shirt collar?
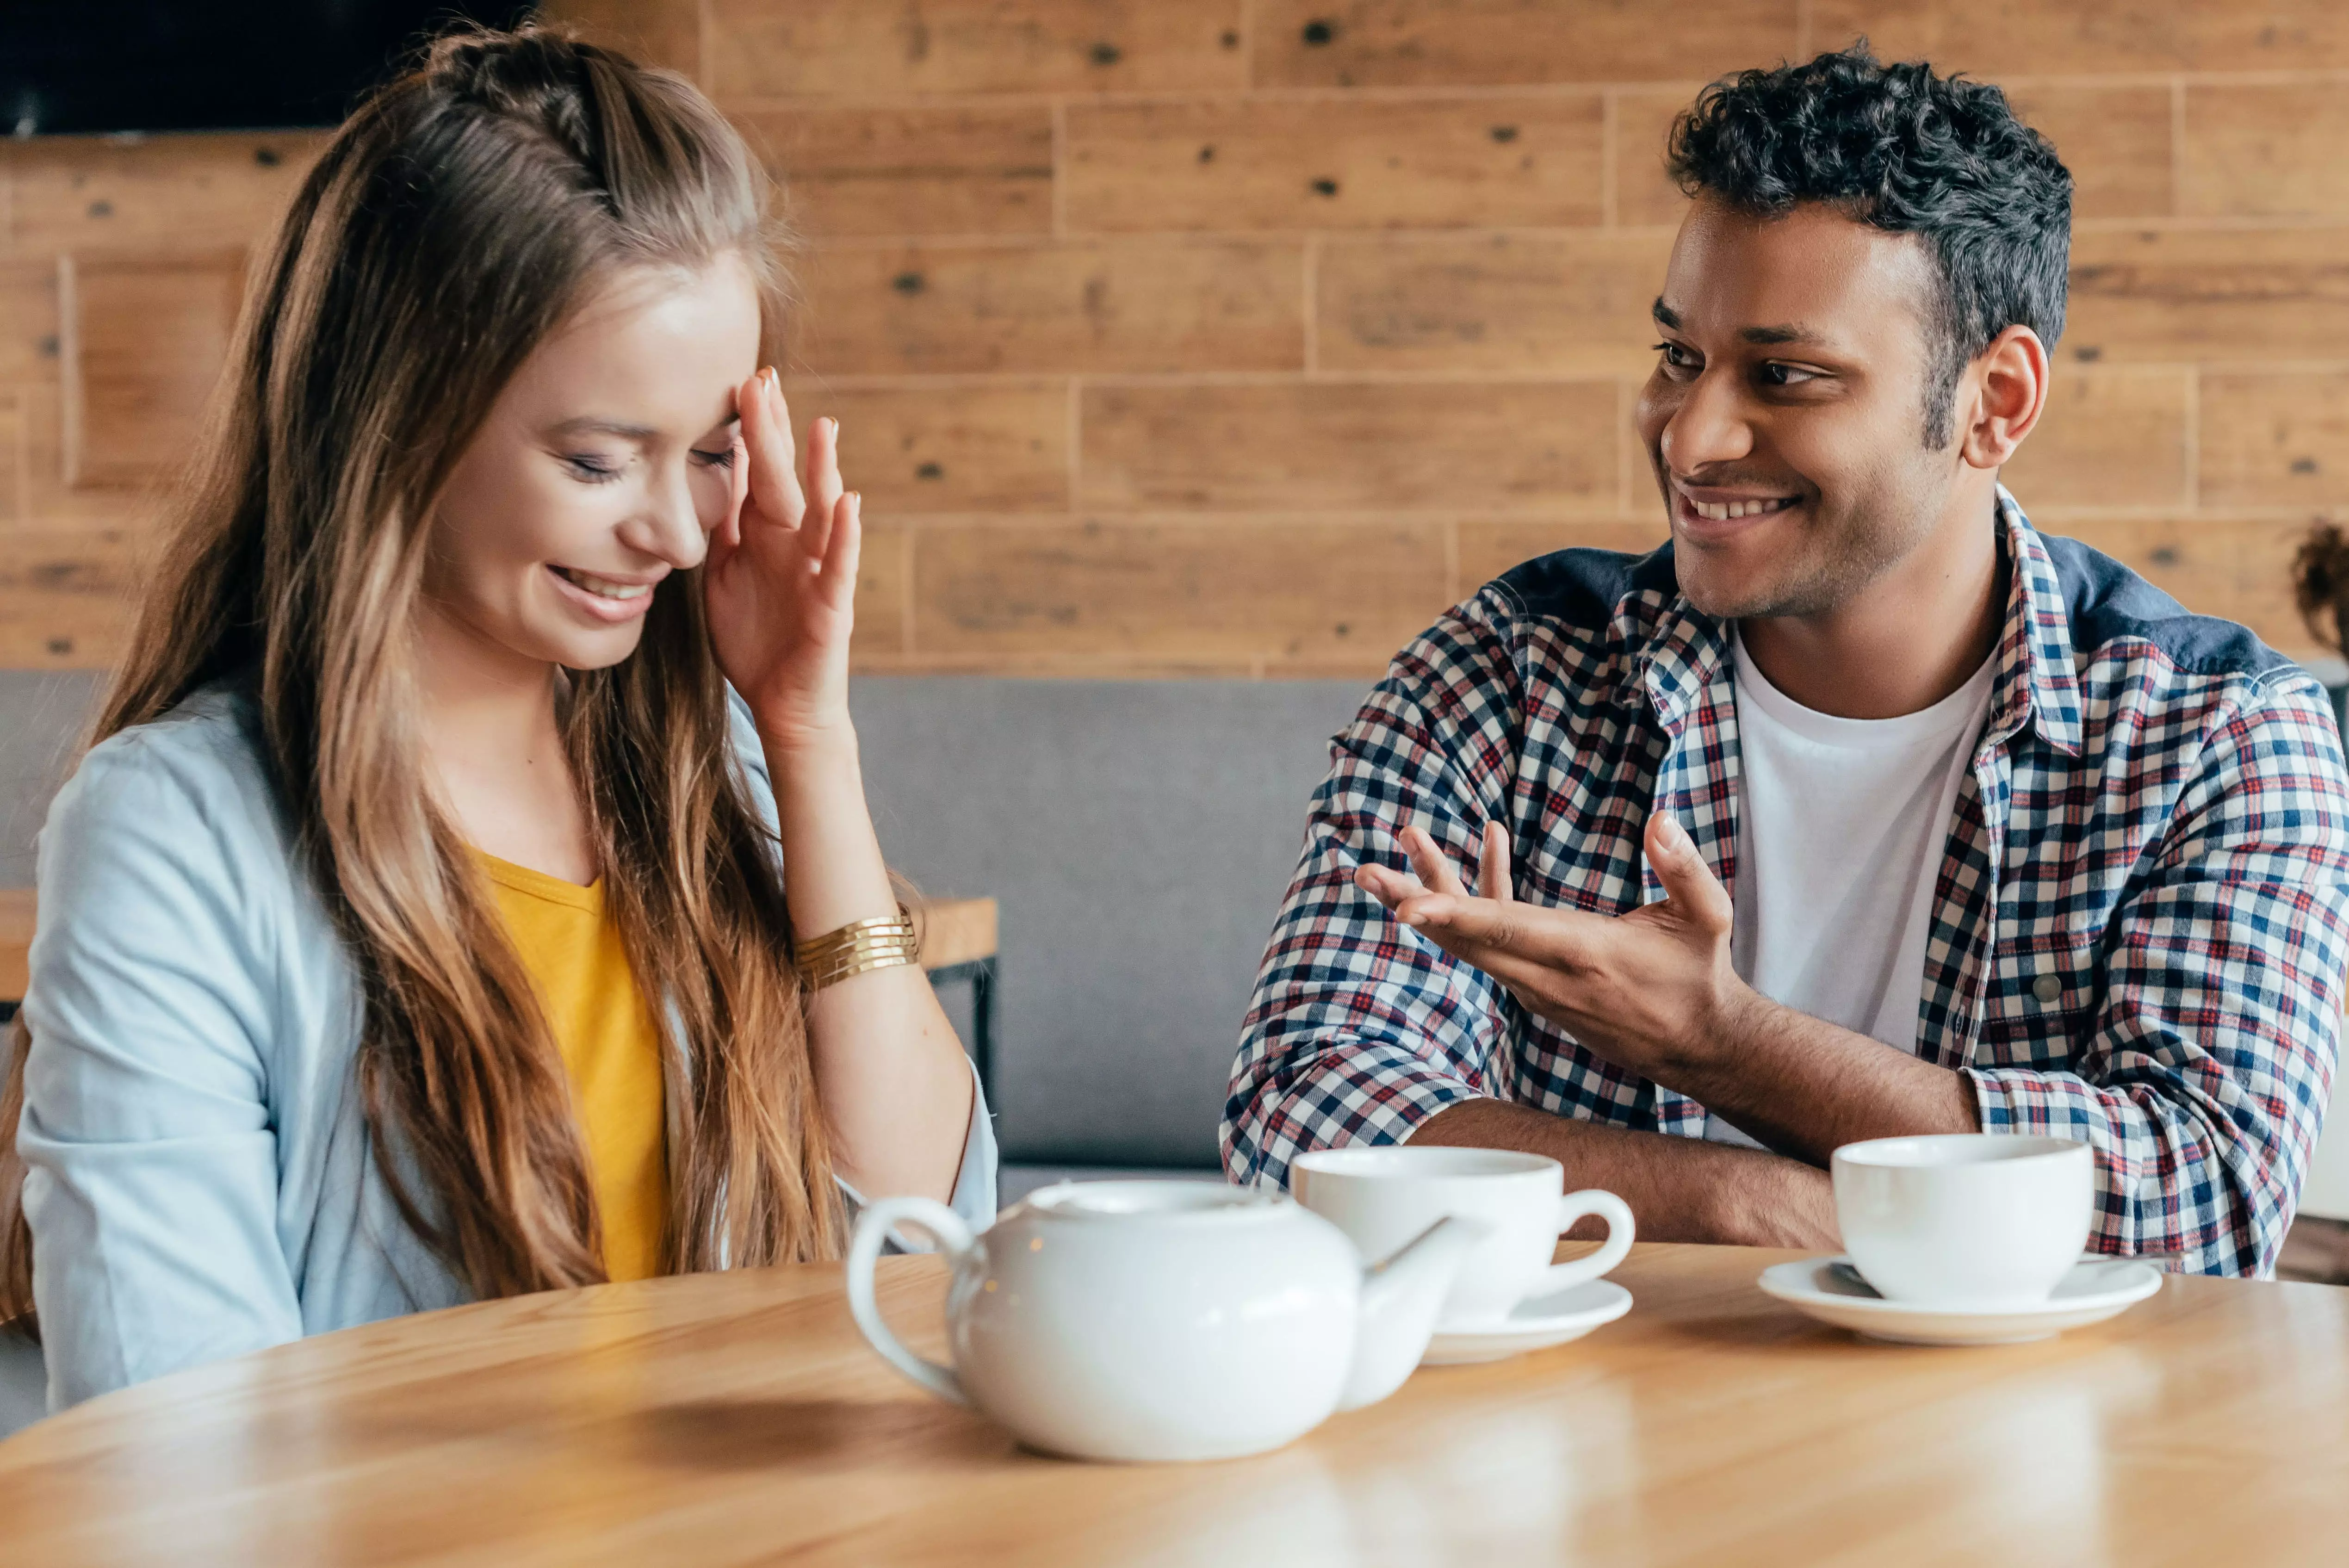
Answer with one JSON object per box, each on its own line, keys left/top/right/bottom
{"left": 1630, "top": 486, "right": 2081, "bottom": 758}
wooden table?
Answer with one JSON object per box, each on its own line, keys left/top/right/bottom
{"left": 0, "top": 1243, "right": 2342, "bottom": 1566}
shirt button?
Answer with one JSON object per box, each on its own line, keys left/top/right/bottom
{"left": 2032, "top": 974, "right": 2063, "bottom": 1004}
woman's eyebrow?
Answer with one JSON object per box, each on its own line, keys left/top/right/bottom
{"left": 545, "top": 416, "right": 658, "bottom": 440}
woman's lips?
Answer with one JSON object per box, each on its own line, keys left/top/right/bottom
{"left": 546, "top": 563, "right": 660, "bottom": 623}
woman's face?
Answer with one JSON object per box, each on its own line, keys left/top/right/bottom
{"left": 423, "top": 254, "right": 762, "bottom": 678}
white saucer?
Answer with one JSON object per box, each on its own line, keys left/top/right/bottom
{"left": 1420, "top": 1279, "right": 1633, "bottom": 1365}
{"left": 1759, "top": 1255, "right": 2164, "bottom": 1346}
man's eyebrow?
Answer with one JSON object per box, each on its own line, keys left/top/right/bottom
{"left": 546, "top": 416, "right": 659, "bottom": 440}
{"left": 1651, "top": 299, "right": 1681, "bottom": 330}
{"left": 1740, "top": 323, "right": 1826, "bottom": 346}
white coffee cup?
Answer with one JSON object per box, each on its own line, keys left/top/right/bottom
{"left": 1833, "top": 1134, "right": 2094, "bottom": 1308}
{"left": 1292, "top": 1146, "right": 1635, "bottom": 1327}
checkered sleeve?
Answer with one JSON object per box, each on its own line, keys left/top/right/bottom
{"left": 1969, "top": 673, "right": 2349, "bottom": 1276}
{"left": 1222, "top": 589, "right": 1531, "bottom": 1190}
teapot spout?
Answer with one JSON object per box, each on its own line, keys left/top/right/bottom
{"left": 1336, "top": 1215, "right": 1484, "bottom": 1412}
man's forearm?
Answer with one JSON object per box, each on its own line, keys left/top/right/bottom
{"left": 1407, "top": 1098, "right": 1840, "bottom": 1249}
{"left": 1666, "top": 991, "right": 1982, "bottom": 1165}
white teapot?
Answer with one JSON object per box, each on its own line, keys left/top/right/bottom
{"left": 846, "top": 1179, "right": 1484, "bottom": 1462}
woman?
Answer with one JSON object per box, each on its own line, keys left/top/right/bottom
{"left": 0, "top": 25, "right": 991, "bottom": 1411}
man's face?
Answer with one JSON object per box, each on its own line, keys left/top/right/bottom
{"left": 1634, "top": 198, "right": 1966, "bottom": 621}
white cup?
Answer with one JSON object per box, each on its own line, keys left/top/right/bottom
{"left": 1292, "top": 1146, "right": 1635, "bottom": 1327}
{"left": 1833, "top": 1134, "right": 2094, "bottom": 1308}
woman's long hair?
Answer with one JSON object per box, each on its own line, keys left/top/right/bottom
{"left": 1, "top": 25, "right": 839, "bottom": 1332}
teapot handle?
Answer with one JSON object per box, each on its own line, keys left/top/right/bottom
{"left": 846, "top": 1196, "right": 977, "bottom": 1408}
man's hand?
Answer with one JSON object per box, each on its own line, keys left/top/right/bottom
{"left": 1354, "top": 812, "right": 1758, "bottom": 1085}
{"left": 1358, "top": 813, "right": 1981, "bottom": 1163}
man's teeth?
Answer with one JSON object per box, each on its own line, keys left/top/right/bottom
{"left": 1690, "top": 497, "right": 1793, "bottom": 521}
{"left": 556, "top": 567, "right": 651, "bottom": 600}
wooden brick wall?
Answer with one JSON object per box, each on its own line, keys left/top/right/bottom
{"left": 5, "top": 1, "right": 2349, "bottom": 676}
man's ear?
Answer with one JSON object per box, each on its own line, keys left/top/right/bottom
{"left": 1960, "top": 324, "right": 2051, "bottom": 471}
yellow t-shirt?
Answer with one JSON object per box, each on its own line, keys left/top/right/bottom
{"left": 477, "top": 853, "right": 668, "bottom": 1283}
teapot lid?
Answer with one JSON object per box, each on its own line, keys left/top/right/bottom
{"left": 1016, "top": 1179, "right": 1295, "bottom": 1227}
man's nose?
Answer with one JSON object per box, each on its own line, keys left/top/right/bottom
{"left": 1661, "top": 366, "right": 1755, "bottom": 475}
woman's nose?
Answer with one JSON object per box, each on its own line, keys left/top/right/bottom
{"left": 623, "top": 461, "right": 709, "bottom": 569}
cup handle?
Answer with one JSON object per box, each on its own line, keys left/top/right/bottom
{"left": 846, "top": 1195, "right": 977, "bottom": 1408}
{"left": 1535, "top": 1189, "right": 1636, "bottom": 1294}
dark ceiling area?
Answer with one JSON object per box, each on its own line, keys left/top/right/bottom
{"left": 1, "top": 2, "right": 537, "bottom": 136}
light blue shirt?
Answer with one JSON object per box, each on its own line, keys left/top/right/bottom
{"left": 14, "top": 682, "right": 997, "bottom": 1413}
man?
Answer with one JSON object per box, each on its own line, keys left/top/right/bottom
{"left": 1224, "top": 47, "right": 2349, "bottom": 1275}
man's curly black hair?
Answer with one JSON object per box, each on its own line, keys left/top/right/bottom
{"left": 1667, "top": 44, "right": 2073, "bottom": 448}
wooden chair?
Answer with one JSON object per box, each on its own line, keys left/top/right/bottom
{"left": 0, "top": 891, "right": 30, "bottom": 1028}
{"left": 915, "top": 897, "right": 1001, "bottom": 1101}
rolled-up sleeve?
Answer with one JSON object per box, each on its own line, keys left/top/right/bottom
{"left": 18, "top": 736, "right": 301, "bottom": 1409}
{"left": 1969, "top": 675, "right": 2349, "bottom": 1276}
{"left": 1223, "top": 595, "right": 1526, "bottom": 1190}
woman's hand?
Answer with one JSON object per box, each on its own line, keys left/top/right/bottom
{"left": 703, "top": 366, "right": 861, "bottom": 750}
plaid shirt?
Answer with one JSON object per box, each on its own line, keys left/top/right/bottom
{"left": 1226, "top": 495, "right": 2349, "bottom": 1276}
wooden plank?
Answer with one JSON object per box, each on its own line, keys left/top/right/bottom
{"left": 1458, "top": 518, "right": 1670, "bottom": 593}
{"left": 800, "top": 242, "right": 1304, "bottom": 375}
{"left": 782, "top": 381, "right": 1068, "bottom": 513}
{"left": 1252, "top": 0, "right": 1800, "bottom": 88}
{"left": 2041, "top": 515, "right": 2320, "bottom": 659}
{"left": 1063, "top": 94, "right": 1602, "bottom": 234}
{"left": 58, "top": 251, "right": 244, "bottom": 490}
{"left": 1811, "top": 0, "right": 2349, "bottom": 74}
{"left": 1317, "top": 231, "right": 1673, "bottom": 376}
{"left": 850, "top": 520, "right": 910, "bottom": 661}
{"left": 911, "top": 517, "right": 1451, "bottom": 665}
{"left": 1614, "top": 88, "right": 1699, "bottom": 230}
{"left": 735, "top": 106, "right": 1055, "bottom": 239}
{"left": 2200, "top": 371, "right": 2349, "bottom": 509}
{"left": 540, "top": 0, "right": 703, "bottom": 79}
{"left": 3, "top": 133, "right": 323, "bottom": 258}
{"left": 1079, "top": 381, "right": 1618, "bottom": 513}
{"left": 0, "top": 261, "right": 62, "bottom": 386}
{"left": 2005, "top": 84, "right": 2174, "bottom": 223}
{"left": 0, "top": 524, "right": 142, "bottom": 668}
{"left": 17, "top": 384, "right": 156, "bottom": 531}
{"left": 2000, "top": 367, "right": 2191, "bottom": 510}
{"left": 2181, "top": 83, "right": 2349, "bottom": 222}
{"left": 2063, "top": 228, "right": 2349, "bottom": 366}
{"left": 915, "top": 896, "right": 997, "bottom": 970}
{"left": 706, "top": 0, "right": 1248, "bottom": 101}
{"left": 0, "top": 391, "right": 18, "bottom": 526}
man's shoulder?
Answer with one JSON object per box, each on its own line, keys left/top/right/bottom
{"left": 2036, "top": 530, "right": 2298, "bottom": 686}
{"left": 1484, "top": 539, "right": 1678, "bottom": 638}
{"left": 2030, "top": 529, "right": 2337, "bottom": 764}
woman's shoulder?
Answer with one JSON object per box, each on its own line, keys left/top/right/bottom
{"left": 46, "top": 679, "right": 291, "bottom": 884}
{"left": 61, "top": 676, "right": 275, "bottom": 817}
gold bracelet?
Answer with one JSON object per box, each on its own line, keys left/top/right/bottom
{"left": 795, "top": 905, "right": 920, "bottom": 993}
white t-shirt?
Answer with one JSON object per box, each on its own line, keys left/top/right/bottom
{"left": 1703, "top": 630, "right": 1997, "bottom": 1149}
